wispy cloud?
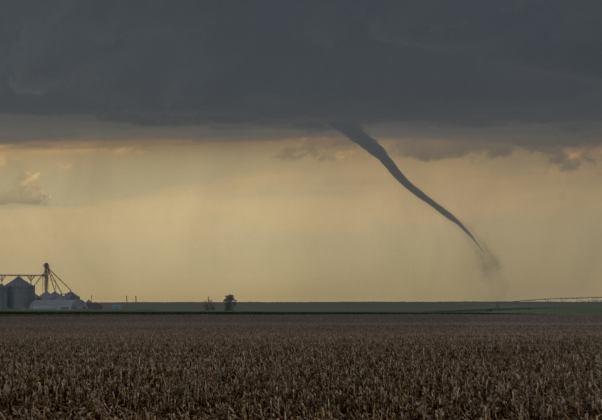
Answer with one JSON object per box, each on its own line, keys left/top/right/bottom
{"left": 0, "top": 171, "right": 51, "bottom": 205}
{"left": 274, "top": 137, "right": 352, "bottom": 162}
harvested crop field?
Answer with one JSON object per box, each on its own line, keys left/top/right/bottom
{"left": 1, "top": 314, "right": 601, "bottom": 419}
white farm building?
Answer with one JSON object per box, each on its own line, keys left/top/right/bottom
{"left": 29, "top": 300, "right": 88, "bottom": 310}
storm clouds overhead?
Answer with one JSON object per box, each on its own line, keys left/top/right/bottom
{"left": 1, "top": 1, "right": 601, "bottom": 134}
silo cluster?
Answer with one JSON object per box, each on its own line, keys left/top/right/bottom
{"left": 0, "top": 264, "right": 95, "bottom": 310}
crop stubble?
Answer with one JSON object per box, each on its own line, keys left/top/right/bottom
{"left": 0, "top": 314, "right": 601, "bottom": 419}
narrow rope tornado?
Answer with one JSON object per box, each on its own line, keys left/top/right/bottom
{"left": 332, "top": 122, "right": 481, "bottom": 249}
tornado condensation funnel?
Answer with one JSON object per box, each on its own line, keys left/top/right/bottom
{"left": 332, "top": 122, "right": 481, "bottom": 249}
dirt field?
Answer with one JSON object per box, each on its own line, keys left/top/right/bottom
{"left": 0, "top": 314, "right": 601, "bottom": 419}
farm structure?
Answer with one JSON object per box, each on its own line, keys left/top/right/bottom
{"left": 0, "top": 263, "right": 89, "bottom": 310}
{"left": 5, "top": 277, "right": 36, "bottom": 309}
{"left": 30, "top": 300, "right": 88, "bottom": 310}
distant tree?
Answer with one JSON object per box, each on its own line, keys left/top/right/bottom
{"left": 223, "top": 294, "right": 237, "bottom": 311}
{"left": 203, "top": 296, "right": 215, "bottom": 311}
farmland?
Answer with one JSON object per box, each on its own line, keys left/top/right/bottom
{"left": 95, "top": 300, "right": 602, "bottom": 313}
{"left": 0, "top": 314, "right": 601, "bottom": 419}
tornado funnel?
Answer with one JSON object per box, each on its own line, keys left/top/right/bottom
{"left": 333, "top": 122, "right": 481, "bottom": 249}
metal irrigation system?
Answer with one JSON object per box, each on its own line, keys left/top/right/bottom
{"left": 0, "top": 263, "right": 72, "bottom": 294}
{"left": 519, "top": 297, "right": 602, "bottom": 303}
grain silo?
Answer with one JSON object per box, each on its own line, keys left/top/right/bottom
{"left": 6, "top": 277, "right": 35, "bottom": 309}
{"left": 50, "top": 291, "right": 63, "bottom": 300}
{"left": 39, "top": 291, "right": 53, "bottom": 300}
{"left": 64, "top": 291, "right": 80, "bottom": 300}
{"left": 0, "top": 284, "right": 6, "bottom": 309}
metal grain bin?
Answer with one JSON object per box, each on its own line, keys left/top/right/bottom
{"left": 0, "top": 285, "right": 5, "bottom": 309}
{"left": 6, "top": 276, "right": 35, "bottom": 309}
{"left": 39, "top": 291, "right": 53, "bottom": 300}
{"left": 64, "top": 291, "right": 80, "bottom": 300}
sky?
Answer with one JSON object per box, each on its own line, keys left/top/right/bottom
{"left": 0, "top": 1, "right": 601, "bottom": 302}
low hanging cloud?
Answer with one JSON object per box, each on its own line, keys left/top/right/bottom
{"left": 0, "top": 172, "right": 51, "bottom": 205}
{"left": 272, "top": 130, "right": 597, "bottom": 171}
{"left": 387, "top": 137, "right": 598, "bottom": 171}
{"left": 275, "top": 137, "right": 353, "bottom": 162}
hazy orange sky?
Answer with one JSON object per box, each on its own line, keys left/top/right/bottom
{"left": 0, "top": 117, "right": 600, "bottom": 302}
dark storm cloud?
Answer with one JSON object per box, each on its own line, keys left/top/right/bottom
{"left": 1, "top": 0, "right": 601, "bottom": 132}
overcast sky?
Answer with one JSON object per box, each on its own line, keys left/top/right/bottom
{"left": 0, "top": 1, "right": 601, "bottom": 301}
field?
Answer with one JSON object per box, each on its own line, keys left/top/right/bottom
{"left": 1, "top": 315, "right": 601, "bottom": 419}
{"left": 96, "top": 301, "right": 602, "bottom": 313}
